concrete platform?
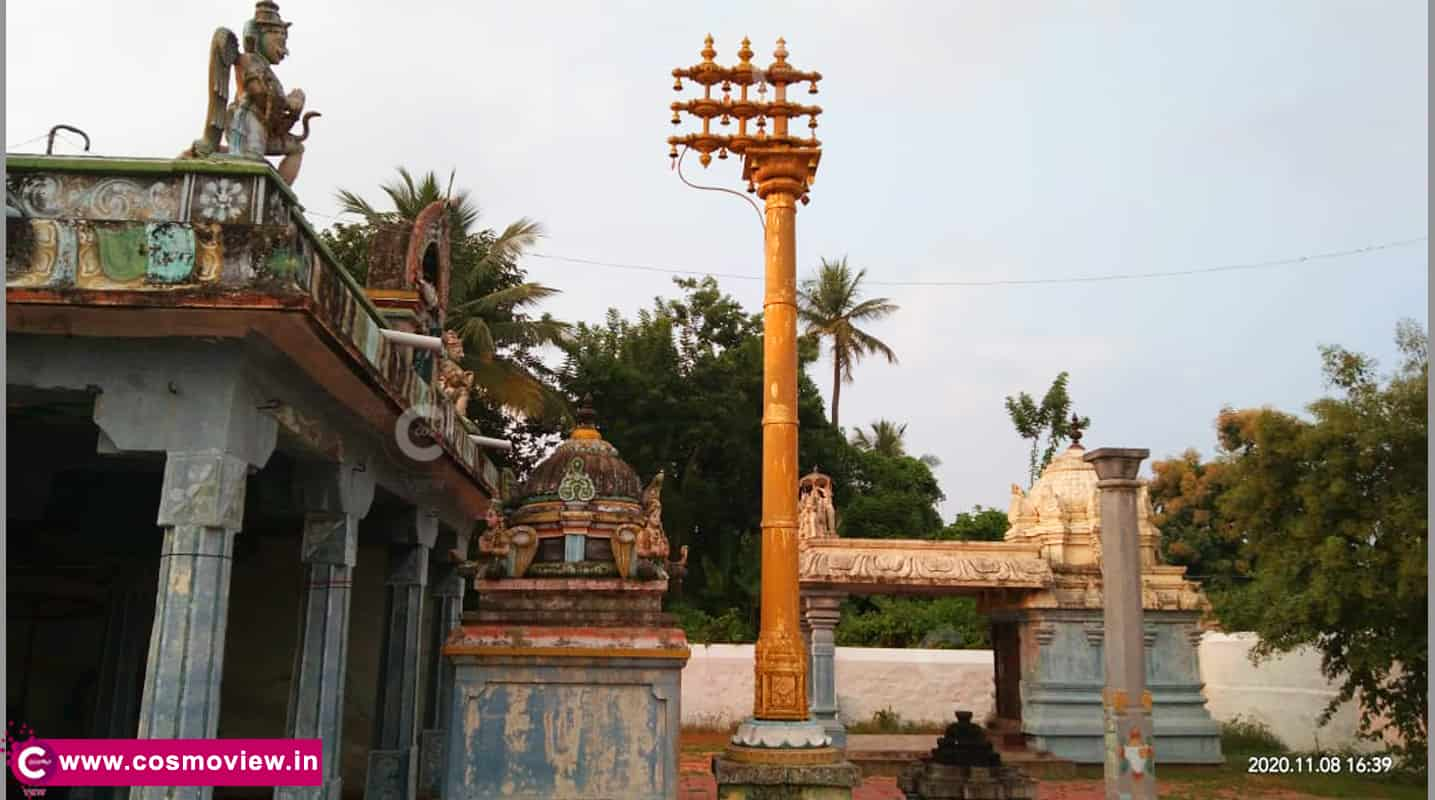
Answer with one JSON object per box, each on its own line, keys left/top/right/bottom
{"left": 844, "top": 735, "right": 1077, "bottom": 780}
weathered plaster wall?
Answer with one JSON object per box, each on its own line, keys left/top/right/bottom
{"left": 682, "top": 638, "right": 1385, "bottom": 751}
{"left": 1197, "top": 632, "right": 1391, "bottom": 752}
{"left": 682, "top": 645, "right": 994, "bottom": 729}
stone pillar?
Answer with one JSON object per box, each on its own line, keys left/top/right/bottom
{"left": 799, "top": 603, "right": 814, "bottom": 703}
{"left": 1085, "top": 447, "right": 1157, "bottom": 799}
{"left": 133, "top": 451, "right": 249, "bottom": 800}
{"left": 278, "top": 462, "right": 375, "bottom": 800}
{"left": 418, "top": 553, "right": 466, "bottom": 798}
{"left": 803, "top": 593, "right": 846, "bottom": 749}
{"left": 365, "top": 509, "right": 437, "bottom": 800}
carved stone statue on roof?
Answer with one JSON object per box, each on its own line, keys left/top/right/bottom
{"left": 798, "top": 468, "right": 837, "bottom": 542}
{"left": 435, "top": 331, "right": 476, "bottom": 417}
{"left": 181, "top": 1, "right": 320, "bottom": 185}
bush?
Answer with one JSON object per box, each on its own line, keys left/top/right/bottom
{"left": 836, "top": 596, "right": 989, "bottom": 649}
{"left": 1220, "top": 715, "right": 1288, "bottom": 756}
{"left": 671, "top": 604, "right": 756, "bottom": 644}
{"left": 845, "top": 707, "right": 946, "bottom": 735}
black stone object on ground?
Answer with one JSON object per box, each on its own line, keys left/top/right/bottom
{"left": 930, "top": 710, "right": 1002, "bottom": 768}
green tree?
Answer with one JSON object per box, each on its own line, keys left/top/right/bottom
{"left": 322, "top": 168, "right": 570, "bottom": 474}
{"left": 1147, "top": 448, "right": 1247, "bottom": 589}
{"left": 836, "top": 596, "right": 989, "bottom": 649}
{"left": 559, "top": 277, "right": 856, "bottom": 628}
{"left": 1004, "top": 371, "right": 1089, "bottom": 486}
{"left": 839, "top": 448, "right": 945, "bottom": 539}
{"left": 1212, "top": 321, "right": 1428, "bottom": 765}
{"left": 797, "top": 256, "right": 900, "bottom": 428}
{"left": 936, "top": 506, "right": 1010, "bottom": 542}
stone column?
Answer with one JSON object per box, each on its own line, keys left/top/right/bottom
{"left": 799, "top": 605, "right": 813, "bottom": 710}
{"left": 365, "top": 509, "right": 437, "bottom": 800}
{"left": 804, "top": 592, "right": 846, "bottom": 749}
{"left": 133, "top": 451, "right": 249, "bottom": 800}
{"left": 1085, "top": 447, "right": 1157, "bottom": 799}
{"left": 419, "top": 552, "right": 467, "bottom": 798}
{"left": 278, "top": 462, "right": 375, "bottom": 800}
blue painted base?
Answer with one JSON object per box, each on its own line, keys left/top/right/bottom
{"left": 1010, "top": 609, "right": 1224, "bottom": 765}
{"left": 443, "top": 641, "right": 687, "bottom": 799}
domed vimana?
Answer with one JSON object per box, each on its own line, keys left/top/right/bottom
{"left": 474, "top": 395, "right": 678, "bottom": 581}
{"left": 443, "top": 395, "right": 691, "bottom": 797}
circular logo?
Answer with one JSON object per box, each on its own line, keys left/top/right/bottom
{"left": 379, "top": 403, "right": 452, "bottom": 499}
{"left": 394, "top": 403, "right": 443, "bottom": 464}
{"left": 12, "top": 741, "right": 56, "bottom": 785}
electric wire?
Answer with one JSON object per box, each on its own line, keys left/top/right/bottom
{"left": 297, "top": 207, "right": 1424, "bottom": 289}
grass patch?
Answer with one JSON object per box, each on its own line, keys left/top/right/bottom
{"left": 844, "top": 707, "right": 946, "bottom": 735}
{"left": 1220, "top": 715, "right": 1289, "bottom": 757}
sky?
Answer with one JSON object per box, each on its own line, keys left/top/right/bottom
{"left": 7, "top": 1, "right": 1428, "bottom": 517}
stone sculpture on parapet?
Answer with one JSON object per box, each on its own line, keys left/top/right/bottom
{"left": 181, "top": 1, "right": 320, "bottom": 184}
{"left": 798, "top": 468, "right": 837, "bottom": 542}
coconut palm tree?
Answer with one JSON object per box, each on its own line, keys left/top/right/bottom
{"left": 850, "top": 418, "right": 943, "bottom": 466}
{"left": 797, "top": 257, "right": 900, "bottom": 428}
{"left": 851, "top": 419, "right": 908, "bottom": 457}
{"left": 336, "top": 167, "right": 570, "bottom": 420}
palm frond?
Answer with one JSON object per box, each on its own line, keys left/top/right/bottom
{"left": 452, "top": 283, "right": 562, "bottom": 316}
{"left": 851, "top": 328, "right": 899, "bottom": 364}
{"left": 335, "top": 189, "right": 383, "bottom": 221}
{"left": 487, "top": 318, "right": 575, "bottom": 350}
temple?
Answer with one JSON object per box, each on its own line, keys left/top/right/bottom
{"left": 798, "top": 442, "right": 1223, "bottom": 765}
{"left": 442, "top": 402, "right": 690, "bottom": 799}
{"left": 7, "top": 8, "right": 1224, "bottom": 799}
{"left": 6, "top": 150, "right": 496, "bottom": 800}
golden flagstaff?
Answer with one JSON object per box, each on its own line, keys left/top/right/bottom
{"left": 669, "top": 35, "right": 823, "bottom": 722}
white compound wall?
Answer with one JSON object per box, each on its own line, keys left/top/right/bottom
{"left": 680, "top": 633, "right": 1387, "bottom": 752}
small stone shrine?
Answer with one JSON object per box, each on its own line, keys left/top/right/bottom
{"left": 441, "top": 400, "right": 690, "bottom": 799}
{"left": 897, "top": 711, "right": 1037, "bottom": 800}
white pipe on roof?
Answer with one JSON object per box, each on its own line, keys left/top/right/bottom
{"left": 469, "top": 435, "right": 513, "bottom": 451}
{"left": 379, "top": 329, "right": 444, "bottom": 353}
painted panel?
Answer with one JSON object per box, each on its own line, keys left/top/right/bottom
{"left": 96, "top": 224, "right": 147, "bottom": 284}
{"left": 7, "top": 219, "right": 76, "bottom": 287}
{"left": 193, "top": 223, "right": 223, "bottom": 282}
{"left": 190, "top": 176, "right": 253, "bottom": 225}
{"left": 456, "top": 681, "right": 664, "bottom": 798}
{"left": 264, "top": 245, "right": 300, "bottom": 279}
{"left": 7, "top": 173, "right": 180, "bottom": 221}
{"left": 362, "top": 313, "right": 381, "bottom": 364}
{"left": 146, "top": 223, "right": 196, "bottom": 283}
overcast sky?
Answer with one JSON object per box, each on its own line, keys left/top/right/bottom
{"left": 8, "top": 1, "right": 1427, "bottom": 516}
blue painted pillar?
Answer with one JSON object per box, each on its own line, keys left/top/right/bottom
{"left": 365, "top": 509, "right": 437, "bottom": 800}
{"left": 419, "top": 559, "right": 466, "bottom": 797}
{"left": 804, "top": 591, "right": 846, "bottom": 749}
{"left": 132, "top": 451, "right": 249, "bottom": 800}
{"left": 279, "top": 461, "right": 374, "bottom": 800}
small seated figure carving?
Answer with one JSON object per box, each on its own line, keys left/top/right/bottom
{"left": 435, "top": 331, "right": 477, "bottom": 417}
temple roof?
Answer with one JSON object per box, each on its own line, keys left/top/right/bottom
{"left": 5, "top": 154, "right": 500, "bottom": 512}
{"left": 513, "top": 401, "right": 642, "bottom": 506}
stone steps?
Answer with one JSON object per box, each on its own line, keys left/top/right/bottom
{"left": 844, "top": 734, "right": 1078, "bottom": 780}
